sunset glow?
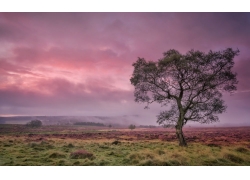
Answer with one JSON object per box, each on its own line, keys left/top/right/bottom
{"left": 1, "top": 12, "right": 250, "bottom": 125}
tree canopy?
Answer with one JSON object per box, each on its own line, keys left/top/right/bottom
{"left": 129, "top": 124, "right": 136, "bottom": 130}
{"left": 130, "top": 48, "right": 239, "bottom": 146}
{"left": 26, "top": 120, "right": 42, "bottom": 128}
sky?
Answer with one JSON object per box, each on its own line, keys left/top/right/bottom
{"left": 0, "top": 12, "right": 250, "bottom": 126}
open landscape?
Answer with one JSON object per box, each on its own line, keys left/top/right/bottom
{"left": 1, "top": 124, "right": 249, "bottom": 166}
{"left": 1, "top": 12, "right": 250, "bottom": 169}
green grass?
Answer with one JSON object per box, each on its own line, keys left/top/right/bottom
{"left": 0, "top": 136, "right": 249, "bottom": 166}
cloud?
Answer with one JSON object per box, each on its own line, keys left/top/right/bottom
{"left": 0, "top": 12, "right": 250, "bottom": 125}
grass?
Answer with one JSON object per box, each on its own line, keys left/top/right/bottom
{"left": 0, "top": 136, "right": 250, "bottom": 166}
{"left": 70, "top": 150, "right": 94, "bottom": 159}
{"left": 0, "top": 125, "right": 250, "bottom": 166}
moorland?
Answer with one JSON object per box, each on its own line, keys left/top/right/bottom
{"left": 0, "top": 124, "right": 249, "bottom": 166}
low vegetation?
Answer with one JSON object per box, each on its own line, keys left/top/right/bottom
{"left": 129, "top": 124, "right": 136, "bottom": 130}
{"left": 26, "top": 120, "right": 42, "bottom": 128}
{"left": 0, "top": 124, "right": 249, "bottom": 166}
{"left": 70, "top": 150, "right": 94, "bottom": 159}
{"left": 74, "top": 122, "right": 105, "bottom": 126}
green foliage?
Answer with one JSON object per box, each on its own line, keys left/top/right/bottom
{"left": 130, "top": 48, "right": 239, "bottom": 146}
{"left": 26, "top": 120, "right": 42, "bottom": 128}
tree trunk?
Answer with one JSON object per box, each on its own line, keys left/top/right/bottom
{"left": 176, "top": 101, "right": 187, "bottom": 146}
{"left": 175, "top": 126, "right": 187, "bottom": 146}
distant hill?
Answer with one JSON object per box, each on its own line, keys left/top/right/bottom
{"left": 1, "top": 115, "right": 248, "bottom": 127}
{"left": 0, "top": 115, "right": 140, "bottom": 126}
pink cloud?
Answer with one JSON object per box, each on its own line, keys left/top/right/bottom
{"left": 0, "top": 12, "right": 250, "bottom": 125}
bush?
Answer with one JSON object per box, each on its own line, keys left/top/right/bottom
{"left": 112, "top": 140, "right": 121, "bottom": 145}
{"left": 129, "top": 124, "right": 136, "bottom": 130}
{"left": 26, "top": 120, "right": 42, "bottom": 128}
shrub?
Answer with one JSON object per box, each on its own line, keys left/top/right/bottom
{"left": 129, "top": 124, "right": 136, "bottom": 130}
{"left": 112, "top": 140, "right": 121, "bottom": 145}
{"left": 26, "top": 120, "right": 42, "bottom": 128}
{"left": 70, "top": 150, "right": 94, "bottom": 159}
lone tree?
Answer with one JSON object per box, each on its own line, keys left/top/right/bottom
{"left": 26, "top": 119, "right": 42, "bottom": 128}
{"left": 130, "top": 48, "right": 239, "bottom": 146}
{"left": 129, "top": 124, "right": 136, "bottom": 130}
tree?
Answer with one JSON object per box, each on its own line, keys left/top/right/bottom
{"left": 130, "top": 48, "right": 239, "bottom": 146}
{"left": 129, "top": 124, "right": 136, "bottom": 130}
{"left": 26, "top": 120, "right": 42, "bottom": 128}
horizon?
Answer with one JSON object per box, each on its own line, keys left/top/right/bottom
{"left": 1, "top": 115, "right": 250, "bottom": 127}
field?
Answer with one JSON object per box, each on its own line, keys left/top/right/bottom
{"left": 0, "top": 124, "right": 250, "bottom": 166}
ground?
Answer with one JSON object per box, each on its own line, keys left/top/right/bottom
{"left": 0, "top": 124, "right": 249, "bottom": 166}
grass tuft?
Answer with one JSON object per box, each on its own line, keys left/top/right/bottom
{"left": 235, "top": 147, "right": 248, "bottom": 153}
{"left": 111, "top": 140, "right": 121, "bottom": 145}
{"left": 70, "top": 150, "right": 94, "bottom": 159}
{"left": 49, "top": 152, "right": 66, "bottom": 158}
{"left": 224, "top": 153, "right": 244, "bottom": 163}
{"left": 139, "top": 159, "right": 170, "bottom": 166}
{"left": 207, "top": 143, "right": 221, "bottom": 148}
{"left": 155, "top": 149, "right": 165, "bottom": 155}
{"left": 67, "top": 143, "right": 75, "bottom": 148}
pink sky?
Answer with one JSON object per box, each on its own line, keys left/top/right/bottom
{"left": 0, "top": 12, "right": 250, "bottom": 125}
